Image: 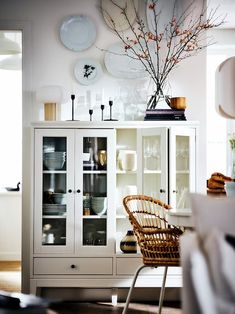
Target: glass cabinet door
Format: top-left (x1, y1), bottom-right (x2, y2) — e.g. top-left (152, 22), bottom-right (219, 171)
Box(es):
top-left (75, 129), bottom-right (116, 255)
top-left (34, 129), bottom-right (75, 254)
top-left (137, 128), bottom-right (168, 203)
top-left (169, 127), bottom-right (196, 209)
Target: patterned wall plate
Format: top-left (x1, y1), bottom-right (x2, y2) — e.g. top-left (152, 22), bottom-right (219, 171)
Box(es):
top-left (74, 58), bottom-right (103, 85)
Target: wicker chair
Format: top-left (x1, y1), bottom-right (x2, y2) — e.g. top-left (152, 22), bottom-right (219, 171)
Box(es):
top-left (122, 195), bottom-right (183, 314)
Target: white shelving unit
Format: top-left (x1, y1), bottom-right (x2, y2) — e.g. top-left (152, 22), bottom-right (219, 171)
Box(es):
top-left (30, 121), bottom-right (199, 297)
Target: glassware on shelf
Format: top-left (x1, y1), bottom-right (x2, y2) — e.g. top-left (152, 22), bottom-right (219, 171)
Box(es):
top-left (94, 230), bottom-right (106, 245)
top-left (144, 137), bottom-right (160, 170)
top-left (176, 138), bottom-right (189, 171)
top-left (83, 137), bottom-right (97, 170)
top-left (42, 219), bottom-right (66, 246)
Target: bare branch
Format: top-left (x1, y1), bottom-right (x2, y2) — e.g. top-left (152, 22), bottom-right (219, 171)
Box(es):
top-left (100, 0), bottom-right (225, 94)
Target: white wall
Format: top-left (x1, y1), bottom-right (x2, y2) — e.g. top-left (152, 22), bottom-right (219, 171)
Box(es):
top-left (0, 0), bottom-right (207, 292)
top-left (0, 193), bottom-right (21, 260)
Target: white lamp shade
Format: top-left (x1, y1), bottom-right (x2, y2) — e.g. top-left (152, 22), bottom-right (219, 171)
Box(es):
top-left (0, 54), bottom-right (22, 70)
top-left (0, 33), bottom-right (21, 55)
top-left (36, 85), bottom-right (66, 104)
top-left (216, 57), bottom-right (235, 119)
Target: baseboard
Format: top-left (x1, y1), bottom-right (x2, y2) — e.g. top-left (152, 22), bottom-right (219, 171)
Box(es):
top-left (41, 287), bottom-right (181, 302)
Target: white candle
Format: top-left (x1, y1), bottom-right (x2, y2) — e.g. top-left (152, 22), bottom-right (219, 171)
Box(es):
top-left (101, 89), bottom-right (105, 104)
top-left (86, 90), bottom-right (92, 108)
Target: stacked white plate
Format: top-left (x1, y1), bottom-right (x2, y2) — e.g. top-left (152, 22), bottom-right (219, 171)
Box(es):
top-left (91, 197), bottom-right (107, 216)
top-left (43, 151), bottom-right (66, 170)
top-left (43, 204), bottom-right (66, 215)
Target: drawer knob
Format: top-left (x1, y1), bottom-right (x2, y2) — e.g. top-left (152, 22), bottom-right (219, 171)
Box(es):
top-left (160, 189), bottom-right (165, 193)
top-left (70, 264), bottom-right (76, 269)
top-left (68, 189), bottom-right (73, 193)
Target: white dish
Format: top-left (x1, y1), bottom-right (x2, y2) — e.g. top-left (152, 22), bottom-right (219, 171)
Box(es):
top-left (60, 15), bottom-right (96, 52)
top-left (104, 42), bottom-right (149, 79)
top-left (101, 0), bottom-right (138, 32)
top-left (146, 0), bottom-right (184, 34)
top-left (74, 58), bottom-right (103, 85)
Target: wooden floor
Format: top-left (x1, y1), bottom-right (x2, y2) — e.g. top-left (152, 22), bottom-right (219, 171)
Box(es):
top-left (0, 261), bottom-right (21, 271)
top-left (0, 262), bottom-right (182, 314)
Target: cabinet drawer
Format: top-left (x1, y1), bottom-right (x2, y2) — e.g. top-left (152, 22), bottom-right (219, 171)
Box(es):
top-left (34, 257), bottom-right (113, 275)
top-left (116, 257), bottom-right (142, 275)
top-left (116, 257), bottom-right (181, 276)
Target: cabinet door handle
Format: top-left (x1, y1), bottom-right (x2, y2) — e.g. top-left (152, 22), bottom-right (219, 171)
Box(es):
top-left (70, 264), bottom-right (76, 269)
top-left (173, 190), bottom-right (178, 193)
top-left (160, 189), bottom-right (165, 193)
top-left (76, 189), bottom-right (81, 193)
top-left (68, 189), bottom-right (73, 193)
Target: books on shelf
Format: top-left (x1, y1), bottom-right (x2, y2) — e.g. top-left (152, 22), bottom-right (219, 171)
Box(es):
top-left (144, 108), bottom-right (187, 121)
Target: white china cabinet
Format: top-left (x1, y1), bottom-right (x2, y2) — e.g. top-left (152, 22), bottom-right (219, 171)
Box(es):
top-left (30, 121), bottom-right (198, 297)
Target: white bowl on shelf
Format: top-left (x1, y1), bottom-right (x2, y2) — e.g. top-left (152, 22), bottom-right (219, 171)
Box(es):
top-left (43, 151), bottom-right (66, 170)
top-left (52, 193), bottom-right (66, 205)
top-left (91, 197), bottom-right (107, 216)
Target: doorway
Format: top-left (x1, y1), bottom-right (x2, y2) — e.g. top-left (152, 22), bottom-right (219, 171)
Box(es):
top-left (0, 30), bottom-right (22, 289)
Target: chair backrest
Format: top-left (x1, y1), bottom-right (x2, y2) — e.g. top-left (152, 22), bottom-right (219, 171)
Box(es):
top-left (123, 194), bottom-right (171, 231)
top-left (123, 195), bottom-right (182, 266)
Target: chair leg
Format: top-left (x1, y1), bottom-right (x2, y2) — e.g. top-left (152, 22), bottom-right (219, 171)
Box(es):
top-left (158, 266), bottom-right (168, 314)
top-left (122, 265), bottom-right (149, 314)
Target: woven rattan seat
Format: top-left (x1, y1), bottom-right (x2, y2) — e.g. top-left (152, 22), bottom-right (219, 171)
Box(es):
top-left (122, 195), bottom-right (183, 314)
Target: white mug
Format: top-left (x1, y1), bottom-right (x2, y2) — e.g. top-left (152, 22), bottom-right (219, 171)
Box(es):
top-left (118, 150), bottom-right (137, 171)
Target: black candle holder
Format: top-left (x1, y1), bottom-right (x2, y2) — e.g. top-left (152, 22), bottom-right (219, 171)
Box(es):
top-left (67, 94), bottom-right (79, 121)
top-left (100, 104), bottom-right (105, 121)
top-left (104, 100), bottom-right (118, 121)
top-left (89, 109), bottom-right (93, 121)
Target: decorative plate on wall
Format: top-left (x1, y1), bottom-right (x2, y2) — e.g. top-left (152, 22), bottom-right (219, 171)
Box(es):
top-left (146, 0), bottom-right (184, 34)
top-left (101, 0), bottom-right (138, 32)
top-left (74, 58), bottom-right (103, 85)
top-left (104, 42), bottom-right (149, 79)
top-left (59, 15), bottom-right (96, 52)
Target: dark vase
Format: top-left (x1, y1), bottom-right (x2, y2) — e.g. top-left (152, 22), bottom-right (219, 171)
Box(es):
top-left (120, 230), bottom-right (137, 253)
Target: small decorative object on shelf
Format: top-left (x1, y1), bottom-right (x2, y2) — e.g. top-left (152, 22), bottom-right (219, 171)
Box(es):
top-left (89, 109), bottom-right (93, 121)
top-left (97, 150), bottom-right (107, 170)
top-left (120, 230), bottom-right (137, 253)
top-left (104, 98), bottom-right (118, 121)
top-left (67, 94), bottom-right (78, 121)
top-left (83, 192), bottom-right (91, 215)
top-left (100, 104), bottom-right (105, 121)
top-left (170, 97), bottom-right (187, 110)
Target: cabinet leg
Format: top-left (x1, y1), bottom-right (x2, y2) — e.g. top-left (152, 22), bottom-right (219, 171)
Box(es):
top-left (30, 281), bottom-right (41, 296)
top-left (111, 288), bottom-right (118, 306)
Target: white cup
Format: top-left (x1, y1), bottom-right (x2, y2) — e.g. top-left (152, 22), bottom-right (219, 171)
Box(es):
top-left (118, 150), bottom-right (137, 171)
top-left (47, 233), bottom-right (55, 244)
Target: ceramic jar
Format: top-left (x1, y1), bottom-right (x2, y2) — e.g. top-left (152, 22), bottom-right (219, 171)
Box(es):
top-left (118, 150), bottom-right (137, 171)
top-left (120, 230), bottom-right (137, 253)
